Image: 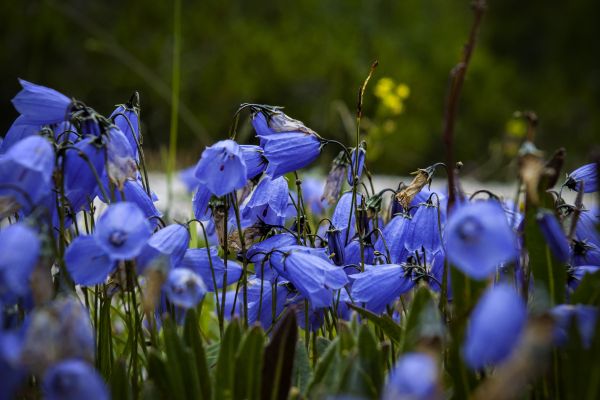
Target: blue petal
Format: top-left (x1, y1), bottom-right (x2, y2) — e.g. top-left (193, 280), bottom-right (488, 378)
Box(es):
top-left (537, 210), bottom-right (570, 263)
top-left (94, 202), bottom-right (152, 260)
top-left (463, 284), bottom-right (526, 369)
top-left (107, 126), bottom-right (137, 187)
top-left (261, 132), bottom-right (321, 178)
top-left (565, 163), bottom-right (598, 193)
top-left (375, 213), bottom-right (412, 263)
top-left (178, 247), bottom-right (242, 291)
top-left (350, 264), bottom-right (415, 313)
top-left (405, 203), bottom-right (442, 255)
top-left (110, 104), bottom-right (140, 161)
top-left (12, 79), bottom-right (72, 125)
top-left (240, 144), bottom-right (267, 180)
top-left (137, 224), bottom-right (190, 273)
top-left (179, 165), bottom-right (201, 192)
top-left (0, 116), bottom-right (40, 153)
top-left (192, 183), bottom-right (212, 220)
top-left (65, 236), bottom-right (115, 286)
top-left (242, 176), bottom-right (289, 226)
top-left (194, 140), bottom-right (247, 197)
top-left (384, 352), bottom-right (437, 400)
top-left (63, 137), bottom-right (106, 211)
top-left (42, 359), bottom-right (109, 400)
top-left (0, 223), bottom-right (40, 297)
top-left (163, 268), bottom-right (207, 309)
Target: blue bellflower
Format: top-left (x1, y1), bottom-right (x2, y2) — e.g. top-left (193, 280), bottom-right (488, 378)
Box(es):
top-left (350, 264), bottom-right (415, 313)
top-left (110, 97), bottom-right (141, 161)
top-left (194, 139), bottom-right (247, 197)
top-left (137, 224), bottom-right (190, 273)
top-left (565, 163), bottom-right (598, 193)
top-left (375, 212), bottom-right (412, 264)
top-left (550, 304), bottom-right (598, 348)
top-left (177, 247), bottom-right (243, 291)
top-left (463, 284), bottom-right (526, 369)
top-left (537, 210), bottom-right (570, 263)
top-left (94, 202), bottom-right (152, 260)
top-left (0, 223), bottom-right (40, 299)
top-left (11, 79), bottom-right (72, 125)
top-left (62, 136), bottom-right (106, 211)
top-left (260, 132), bottom-right (322, 178)
top-left (0, 135), bottom-right (55, 213)
top-left (269, 246), bottom-right (348, 309)
top-left (347, 146), bottom-right (366, 185)
top-left (106, 126), bottom-right (137, 188)
top-left (383, 352), bottom-right (438, 400)
top-left (404, 202), bottom-right (443, 255)
top-left (42, 359), bottom-right (109, 400)
top-left (163, 268), bottom-right (207, 309)
top-left (445, 201), bottom-right (518, 280)
top-left (0, 115), bottom-right (40, 153)
top-left (65, 236), bottom-right (115, 286)
top-left (240, 144), bottom-right (267, 180)
top-left (242, 176), bottom-right (289, 226)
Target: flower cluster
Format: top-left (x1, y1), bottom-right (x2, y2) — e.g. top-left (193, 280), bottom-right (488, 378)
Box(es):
top-left (1, 80), bottom-right (599, 399)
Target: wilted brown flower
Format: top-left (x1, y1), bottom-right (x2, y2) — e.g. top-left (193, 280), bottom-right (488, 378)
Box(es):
top-left (395, 169), bottom-right (431, 209)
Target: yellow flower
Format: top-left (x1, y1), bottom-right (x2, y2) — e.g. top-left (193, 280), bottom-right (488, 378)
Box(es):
top-left (375, 78), bottom-right (395, 98)
top-left (382, 94), bottom-right (404, 115)
top-left (396, 83), bottom-right (410, 99)
top-left (505, 119), bottom-right (527, 138)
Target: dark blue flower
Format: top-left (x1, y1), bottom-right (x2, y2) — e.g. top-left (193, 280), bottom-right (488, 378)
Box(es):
top-left (375, 212), bottom-right (412, 264)
top-left (94, 202), bottom-right (152, 260)
top-left (565, 163), bottom-right (598, 193)
top-left (179, 165), bottom-right (201, 192)
top-left (260, 132), bottom-right (322, 178)
top-left (383, 352), bottom-right (438, 400)
top-left (137, 224), bottom-right (190, 273)
top-left (242, 176), bottom-right (289, 226)
top-left (350, 264), bottom-right (415, 313)
top-left (110, 96), bottom-right (141, 161)
top-left (240, 144), bottom-right (267, 180)
top-left (164, 268), bottom-right (207, 309)
top-left (42, 360), bottom-right (109, 400)
top-left (0, 116), bottom-right (40, 153)
top-left (269, 246), bottom-right (348, 308)
top-left (178, 247), bottom-right (243, 291)
top-left (11, 79), bottom-right (72, 125)
top-left (445, 201), bottom-right (518, 280)
top-left (331, 192), bottom-right (362, 245)
top-left (405, 202), bottom-right (443, 255)
top-left (347, 146), bottom-right (366, 185)
top-left (65, 235), bottom-right (115, 286)
top-left (247, 279), bottom-right (290, 329)
top-left (195, 140), bottom-right (247, 197)
top-left (463, 284), bottom-right (526, 369)
top-left (62, 136), bottom-right (106, 211)
top-left (537, 210), bottom-right (570, 263)
top-left (0, 223), bottom-right (40, 299)
top-left (575, 209), bottom-right (600, 248)
top-left (301, 177), bottom-right (327, 215)
top-left (106, 126), bottom-right (137, 188)
top-left (550, 304), bottom-right (598, 348)
top-left (343, 239), bottom-right (376, 266)
top-left (0, 135), bottom-right (55, 213)
top-left (0, 330), bottom-right (27, 400)
top-left (327, 226), bottom-right (346, 266)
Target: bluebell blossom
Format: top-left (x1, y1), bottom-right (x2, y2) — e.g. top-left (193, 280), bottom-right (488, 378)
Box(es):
top-left (240, 144), bottom-right (267, 180)
top-left (228, 278), bottom-right (291, 329)
top-left (0, 329), bottom-right (27, 400)
top-left (21, 297), bottom-right (95, 373)
top-left (194, 139), bottom-right (247, 197)
top-left (110, 94), bottom-right (141, 161)
top-left (94, 202), bottom-right (152, 260)
top-left (11, 79), bottom-right (72, 125)
top-left (327, 226), bottom-right (345, 266)
top-left (565, 163), bottom-right (598, 193)
top-left (575, 209), bottom-right (600, 248)
top-left (445, 201), bottom-right (518, 280)
top-left (42, 360), bottom-right (109, 400)
top-left (0, 115), bottom-right (40, 153)
top-left (347, 146), bottom-right (366, 185)
top-left (106, 126), bottom-right (137, 188)
top-left (350, 264), bottom-right (415, 313)
top-left (260, 132), bottom-right (322, 178)
top-left (375, 212), bottom-right (412, 264)
top-left (301, 176), bottom-right (327, 215)
top-left (463, 284), bottom-right (526, 369)
top-left (537, 210), bottom-right (570, 263)
top-left (344, 239), bottom-right (376, 266)
top-left (62, 136), bottom-right (106, 211)
top-left (331, 192), bottom-right (362, 245)
top-left (242, 176), bottom-right (289, 226)
top-left (571, 240), bottom-right (600, 267)
top-left (294, 297), bottom-right (325, 332)
top-left (0, 223), bottom-right (40, 300)
top-left (251, 109), bottom-right (316, 141)
top-left (192, 182), bottom-right (213, 221)
top-left (405, 201), bottom-right (443, 255)
top-left (550, 304), bottom-right (598, 348)
top-left (137, 224), bottom-right (190, 273)
top-left (179, 165), bottom-right (201, 192)
top-left (246, 233), bottom-right (298, 279)
top-left (383, 352), bottom-right (438, 400)
top-left (177, 247), bottom-right (243, 291)
top-left (322, 151), bottom-right (349, 206)
top-left (0, 135), bottom-right (55, 213)
top-left (568, 265), bottom-right (600, 290)
top-left (164, 268), bottom-right (207, 309)
top-left (65, 235), bottom-right (115, 286)
top-left (269, 246), bottom-right (348, 309)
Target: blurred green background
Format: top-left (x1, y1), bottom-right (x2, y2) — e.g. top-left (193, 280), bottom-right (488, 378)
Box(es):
top-left (2, 0), bottom-right (599, 177)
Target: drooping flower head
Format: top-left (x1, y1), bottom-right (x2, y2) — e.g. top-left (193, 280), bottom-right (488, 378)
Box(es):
top-left (463, 284), bottom-right (526, 369)
top-left (445, 201), bottom-right (519, 280)
top-left (137, 224), bottom-right (190, 273)
top-left (537, 210), bottom-right (570, 263)
top-left (252, 109), bottom-right (322, 178)
top-left (65, 235), bottom-right (115, 286)
top-left (322, 151), bottom-right (349, 206)
top-left (110, 92), bottom-right (141, 161)
top-left (240, 144), bottom-right (267, 180)
top-left (163, 268), bottom-right (207, 309)
top-left (0, 223), bottom-right (40, 300)
top-left (347, 145), bottom-right (366, 186)
top-left (564, 163), bottom-right (598, 193)
top-left (194, 139), bottom-right (247, 196)
top-left (350, 264), bottom-right (415, 314)
top-left (42, 359), bottom-right (109, 400)
top-left (177, 247), bottom-right (243, 291)
top-left (383, 352), bottom-right (438, 400)
top-left (11, 79), bottom-right (72, 125)
top-left (550, 304), bottom-right (598, 348)
top-left (242, 176), bottom-right (289, 226)
top-left (94, 202), bottom-right (152, 260)
top-left (106, 125), bottom-right (137, 188)
top-left (404, 201), bottom-right (443, 256)
top-left (0, 115), bottom-right (40, 153)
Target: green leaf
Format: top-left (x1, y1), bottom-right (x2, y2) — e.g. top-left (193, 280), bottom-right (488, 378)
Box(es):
top-left (262, 309), bottom-right (298, 400)
top-left (358, 324), bottom-right (384, 398)
top-left (110, 359), bottom-right (132, 400)
top-left (163, 317), bottom-right (200, 400)
top-left (292, 340), bottom-right (312, 393)
top-left (147, 350), bottom-right (170, 398)
top-left (183, 309), bottom-right (212, 400)
top-left (401, 286), bottom-right (444, 352)
top-left (233, 326), bottom-right (265, 400)
top-left (571, 269), bottom-right (600, 305)
top-left (305, 338), bottom-right (339, 397)
top-left (215, 319), bottom-right (243, 400)
top-left (347, 303), bottom-right (403, 343)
